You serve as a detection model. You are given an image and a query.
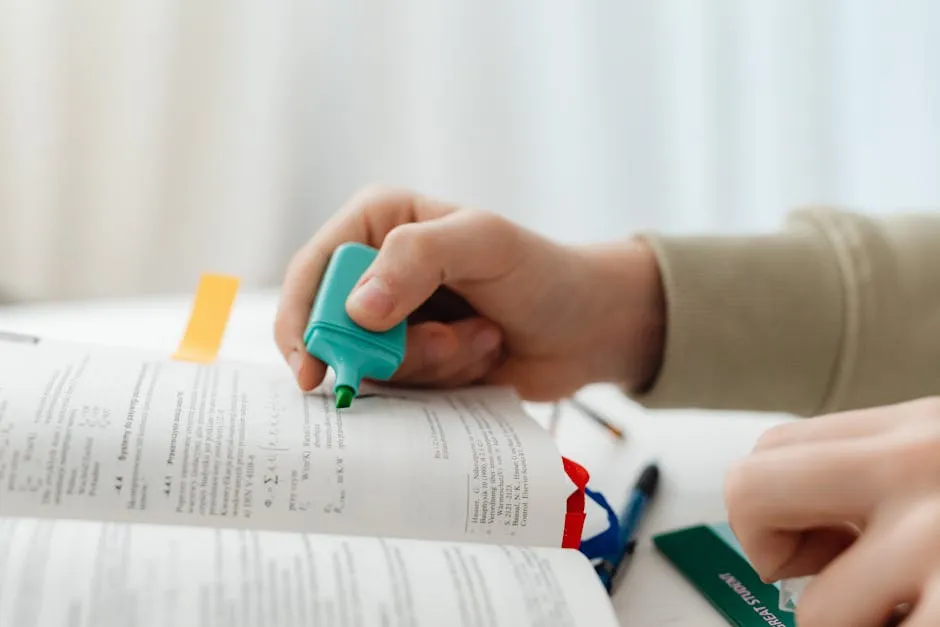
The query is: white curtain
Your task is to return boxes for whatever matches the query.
[2,0,939,301]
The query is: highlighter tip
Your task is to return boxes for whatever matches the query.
[335,385,354,409]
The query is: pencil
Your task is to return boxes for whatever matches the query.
[548,402,561,437]
[568,397,626,440]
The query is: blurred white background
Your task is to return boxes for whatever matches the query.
[1,1,938,302]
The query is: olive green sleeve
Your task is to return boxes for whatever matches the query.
[629,207,940,416]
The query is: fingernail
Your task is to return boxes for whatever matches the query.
[472,328,501,357]
[348,276,394,320]
[288,350,304,380]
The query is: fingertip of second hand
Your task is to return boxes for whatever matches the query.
[472,326,502,357]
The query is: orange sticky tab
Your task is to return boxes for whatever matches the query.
[172,274,240,363]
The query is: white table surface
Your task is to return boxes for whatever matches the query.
[0,290,794,626]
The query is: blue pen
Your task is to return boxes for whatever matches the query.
[594,463,660,593]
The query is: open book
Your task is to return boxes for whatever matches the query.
[0,334,620,627]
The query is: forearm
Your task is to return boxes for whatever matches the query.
[629,207,940,416]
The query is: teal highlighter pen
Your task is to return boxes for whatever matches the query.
[303,243,407,408]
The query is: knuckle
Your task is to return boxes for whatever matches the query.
[881,429,940,486]
[343,184,416,221]
[348,183,400,207]
[466,208,508,231]
[463,209,525,268]
[876,398,940,486]
[468,209,519,243]
[753,423,794,451]
[382,223,417,249]
[385,223,435,261]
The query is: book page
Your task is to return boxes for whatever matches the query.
[0,336,571,546]
[0,517,619,627]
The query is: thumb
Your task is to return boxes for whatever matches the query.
[346,211,521,331]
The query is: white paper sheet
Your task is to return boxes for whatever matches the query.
[0,338,570,546]
[0,516,619,627]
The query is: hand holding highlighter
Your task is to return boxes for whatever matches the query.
[304,242,406,407]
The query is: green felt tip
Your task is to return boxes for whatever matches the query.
[335,385,354,409]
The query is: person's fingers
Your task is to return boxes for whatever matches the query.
[346,210,524,331]
[753,406,894,452]
[903,577,940,627]
[724,438,887,579]
[794,519,923,627]
[768,524,859,580]
[274,187,454,380]
[432,343,506,388]
[293,351,327,392]
[392,322,460,380]
[391,318,503,384]
[727,439,886,525]
[484,355,594,402]
[753,398,940,453]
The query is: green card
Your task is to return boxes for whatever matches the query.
[653,523,795,627]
